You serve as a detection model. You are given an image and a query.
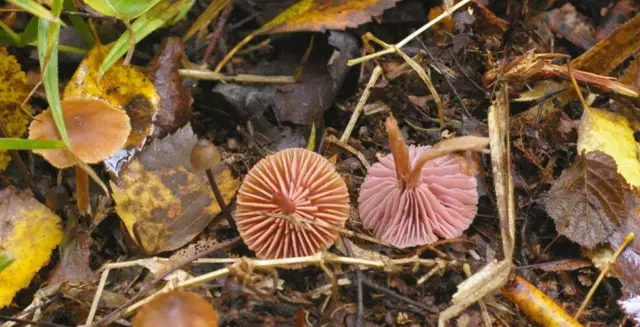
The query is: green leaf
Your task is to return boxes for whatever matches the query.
[307,123,316,151]
[98,0,195,77]
[0,254,14,273]
[38,0,70,148]
[84,0,162,20]
[7,0,64,25]
[18,17,39,47]
[64,0,95,48]
[0,138,65,150]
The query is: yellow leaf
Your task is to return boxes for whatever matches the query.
[260,0,400,35]
[577,107,640,187]
[0,46,31,170]
[0,187,63,308]
[111,125,240,254]
[63,45,159,149]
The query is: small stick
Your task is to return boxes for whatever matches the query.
[201,2,233,65]
[574,232,635,318]
[340,66,383,143]
[347,0,472,66]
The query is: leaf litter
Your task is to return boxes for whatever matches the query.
[3,1,640,326]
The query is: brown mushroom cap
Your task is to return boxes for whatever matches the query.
[190,139,221,171]
[132,291,218,327]
[235,148,350,259]
[28,99,131,168]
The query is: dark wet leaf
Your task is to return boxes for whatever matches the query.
[544,151,627,248]
[48,221,93,284]
[544,3,596,50]
[148,37,192,139]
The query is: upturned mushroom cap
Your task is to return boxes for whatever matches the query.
[358,117,479,248]
[28,99,131,168]
[132,291,218,327]
[235,148,350,259]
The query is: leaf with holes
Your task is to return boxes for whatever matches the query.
[544,151,628,248]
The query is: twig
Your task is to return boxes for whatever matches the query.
[179,69,296,83]
[463,264,492,327]
[91,237,241,326]
[361,278,438,313]
[347,0,472,66]
[574,232,635,318]
[342,238,364,327]
[324,135,371,170]
[201,2,233,65]
[0,315,69,327]
[340,66,383,143]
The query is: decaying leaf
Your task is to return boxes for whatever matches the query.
[63,45,159,151]
[147,37,192,139]
[544,3,596,50]
[111,124,240,254]
[0,46,31,170]
[259,0,401,35]
[545,151,627,248]
[501,275,584,327]
[48,220,93,285]
[577,107,640,187]
[0,187,63,308]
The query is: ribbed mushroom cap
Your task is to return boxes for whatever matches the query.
[235,148,350,259]
[358,117,479,248]
[28,99,131,168]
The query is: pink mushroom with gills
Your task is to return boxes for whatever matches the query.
[357,115,488,248]
[235,148,350,259]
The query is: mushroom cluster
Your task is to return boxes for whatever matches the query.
[235,148,349,259]
[358,116,479,248]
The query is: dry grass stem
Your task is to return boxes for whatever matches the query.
[340,65,383,143]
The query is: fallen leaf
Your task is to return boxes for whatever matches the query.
[0,187,63,308]
[147,37,192,139]
[259,0,400,35]
[48,220,93,285]
[111,124,240,254]
[595,0,638,41]
[544,3,596,50]
[0,46,31,170]
[544,151,627,248]
[501,275,584,327]
[577,107,640,187]
[63,44,160,151]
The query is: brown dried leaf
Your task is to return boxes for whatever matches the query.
[544,3,596,50]
[147,37,192,139]
[544,151,627,248]
[260,0,401,35]
[111,124,241,254]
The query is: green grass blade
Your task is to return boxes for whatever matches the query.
[0,254,14,273]
[63,0,94,48]
[0,20,20,44]
[0,138,65,150]
[98,0,195,77]
[38,0,70,148]
[7,0,65,25]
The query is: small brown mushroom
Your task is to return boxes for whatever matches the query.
[235,148,350,259]
[190,139,233,227]
[132,291,218,327]
[29,99,131,214]
[28,98,131,168]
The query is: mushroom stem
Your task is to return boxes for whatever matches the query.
[76,166,90,215]
[406,136,490,189]
[205,168,235,228]
[385,115,411,186]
